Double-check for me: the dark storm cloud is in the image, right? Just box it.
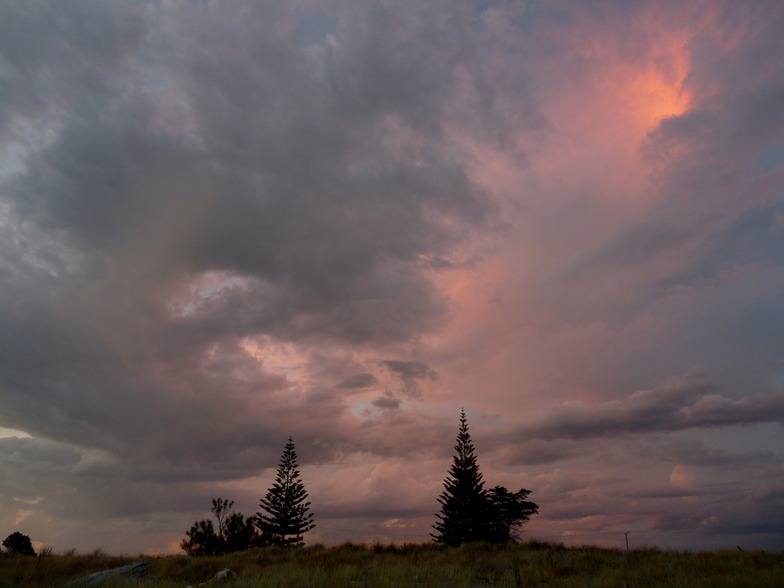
[506,429,783,469]
[0,437,82,475]
[0,1,148,131]
[0,437,234,524]
[0,0,503,360]
[371,393,401,410]
[381,359,437,397]
[338,373,379,389]
[501,438,584,465]
[591,224,692,267]
[648,480,784,544]
[515,371,784,442]
[381,360,438,381]
[643,437,782,469]
[0,0,510,473]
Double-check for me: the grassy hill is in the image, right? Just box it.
[1,541,782,587]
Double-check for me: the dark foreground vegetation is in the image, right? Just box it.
[1,541,783,588]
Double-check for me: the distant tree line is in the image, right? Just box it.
[182,411,537,555]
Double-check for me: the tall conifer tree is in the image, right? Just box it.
[256,437,316,546]
[432,409,490,545]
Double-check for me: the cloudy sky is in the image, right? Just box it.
[2,0,784,554]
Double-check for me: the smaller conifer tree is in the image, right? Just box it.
[256,437,316,546]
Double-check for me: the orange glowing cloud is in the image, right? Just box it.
[619,58,691,133]
[415,8,707,416]
[555,31,694,154]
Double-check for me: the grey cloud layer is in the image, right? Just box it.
[514,370,784,443]
[1,1,510,465]
[2,0,784,552]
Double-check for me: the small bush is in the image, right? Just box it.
[2,532,36,556]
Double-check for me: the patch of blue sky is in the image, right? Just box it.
[0,144,27,179]
[697,424,784,459]
[1,111,63,180]
[297,13,337,45]
[755,142,784,172]
[472,0,499,17]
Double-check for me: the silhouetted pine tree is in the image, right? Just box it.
[256,437,316,546]
[432,409,490,545]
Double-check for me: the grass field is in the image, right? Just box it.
[1,541,782,587]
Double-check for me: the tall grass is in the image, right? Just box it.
[1,541,782,587]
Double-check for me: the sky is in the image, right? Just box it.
[1,0,784,555]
